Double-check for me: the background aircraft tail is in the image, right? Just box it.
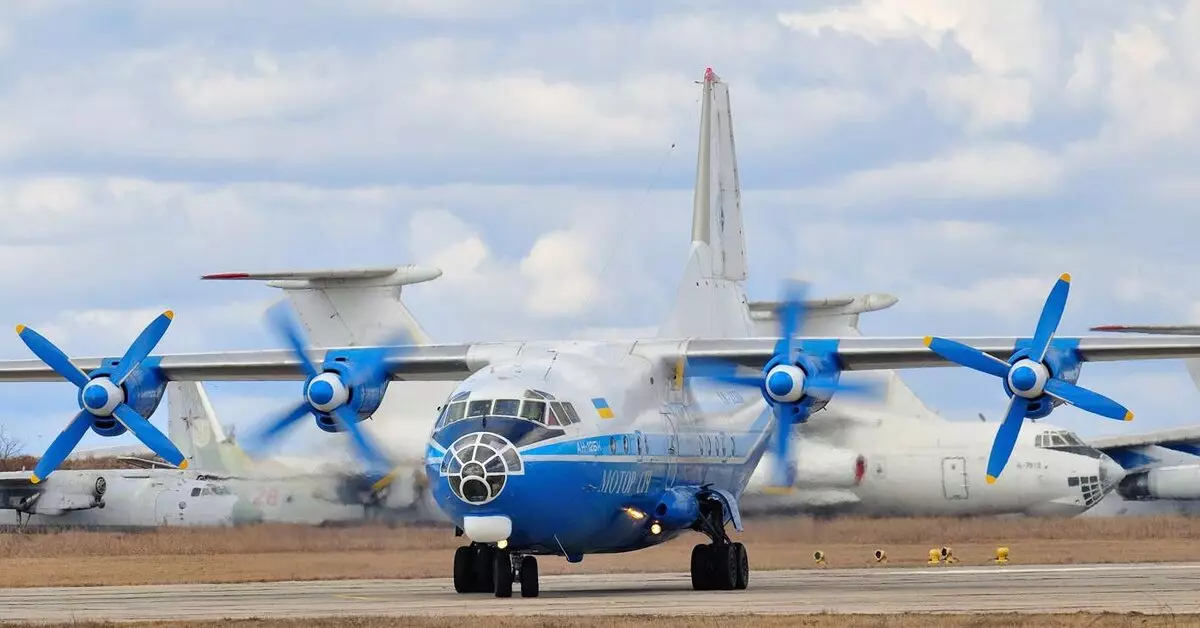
[201,266,441,347]
[167,381,254,475]
[659,68,756,340]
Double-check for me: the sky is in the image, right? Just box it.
[1,0,1200,457]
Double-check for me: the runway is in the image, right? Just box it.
[4,563,1200,622]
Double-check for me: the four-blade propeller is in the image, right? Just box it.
[15,311,186,483]
[923,273,1132,483]
[687,280,881,490]
[240,302,404,477]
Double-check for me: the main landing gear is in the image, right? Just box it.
[453,543,539,598]
[690,494,749,591]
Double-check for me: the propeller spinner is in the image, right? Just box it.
[687,280,881,490]
[241,302,406,477]
[15,310,186,483]
[923,273,1132,483]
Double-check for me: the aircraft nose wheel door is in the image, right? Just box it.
[941,457,969,500]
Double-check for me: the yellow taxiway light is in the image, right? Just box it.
[995,546,1009,564]
[927,548,941,565]
[813,550,826,567]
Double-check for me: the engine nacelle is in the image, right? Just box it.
[787,440,866,489]
[653,487,701,529]
[83,359,168,436]
[1117,465,1200,501]
[309,350,391,433]
[1007,343,1084,420]
[20,473,106,513]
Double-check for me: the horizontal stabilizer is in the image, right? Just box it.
[203,265,442,287]
[201,265,441,346]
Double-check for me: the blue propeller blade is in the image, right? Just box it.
[112,310,174,385]
[769,405,794,487]
[1044,378,1132,422]
[775,280,809,360]
[1029,273,1070,362]
[332,405,393,474]
[31,410,93,483]
[113,404,187,467]
[242,401,313,457]
[987,396,1031,482]
[806,378,883,398]
[924,337,1010,378]
[266,302,320,380]
[15,326,89,388]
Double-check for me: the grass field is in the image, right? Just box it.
[2,515,1199,587]
[2,614,1196,627]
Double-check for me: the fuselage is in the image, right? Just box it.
[741,406,1126,518]
[424,343,773,558]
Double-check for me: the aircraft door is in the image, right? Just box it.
[155,487,190,526]
[941,457,969,500]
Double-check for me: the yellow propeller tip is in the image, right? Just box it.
[178,459,188,470]
[986,475,997,484]
[14,324,25,334]
[164,310,175,320]
[922,336,933,347]
[1059,273,1071,282]
[1124,411,1134,422]
[29,474,40,484]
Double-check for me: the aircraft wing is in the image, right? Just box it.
[1,336,1200,383]
[683,336,1200,371]
[1090,325,1200,335]
[1088,426,1200,471]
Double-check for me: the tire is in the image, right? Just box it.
[474,546,496,593]
[733,542,749,590]
[494,550,513,598]
[710,544,737,590]
[519,555,539,598]
[690,544,711,591]
[453,546,474,593]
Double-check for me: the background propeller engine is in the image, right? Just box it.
[15,310,185,483]
[923,273,1133,483]
[685,280,881,490]
[242,302,408,477]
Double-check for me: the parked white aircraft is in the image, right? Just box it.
[0,381,440,528]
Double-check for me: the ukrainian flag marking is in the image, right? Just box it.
[592,398,615,419]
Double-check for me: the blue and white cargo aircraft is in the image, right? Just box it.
[4,68,1200,598]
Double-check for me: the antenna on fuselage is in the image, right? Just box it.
[978,413,986,422]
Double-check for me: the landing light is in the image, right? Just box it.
[497,539,508,550]
[624,507,646,521]
[650,522,662,535]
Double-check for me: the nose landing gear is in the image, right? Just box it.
[453,543,540,598]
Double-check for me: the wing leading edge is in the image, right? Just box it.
[0,336,1198,383]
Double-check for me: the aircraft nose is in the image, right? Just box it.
[1099,454,1126,491]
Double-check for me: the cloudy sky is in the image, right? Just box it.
[1,0,1199,458]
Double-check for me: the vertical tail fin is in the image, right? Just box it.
[168,382,253,475]
[659,68,755,339]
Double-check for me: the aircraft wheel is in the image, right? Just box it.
[474,546,496,593]
[732,542,749,590]
[710,544,738,590]
[519,555,539,598]
[690,544,712,591]
[494,549,514,598]
[453,546,474,593]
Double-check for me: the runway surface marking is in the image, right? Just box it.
[4,563,1200,622]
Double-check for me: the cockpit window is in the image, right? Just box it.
[450,391,470,402]
[190,487,201,497]
[1051,434,1066,447]
[492,399,521,417]
[520,400,546,423]
[433,393,582,430]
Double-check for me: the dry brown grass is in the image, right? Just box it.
[4,515,1200,587]
[0,454,157,472]
[2,614,1195,627]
